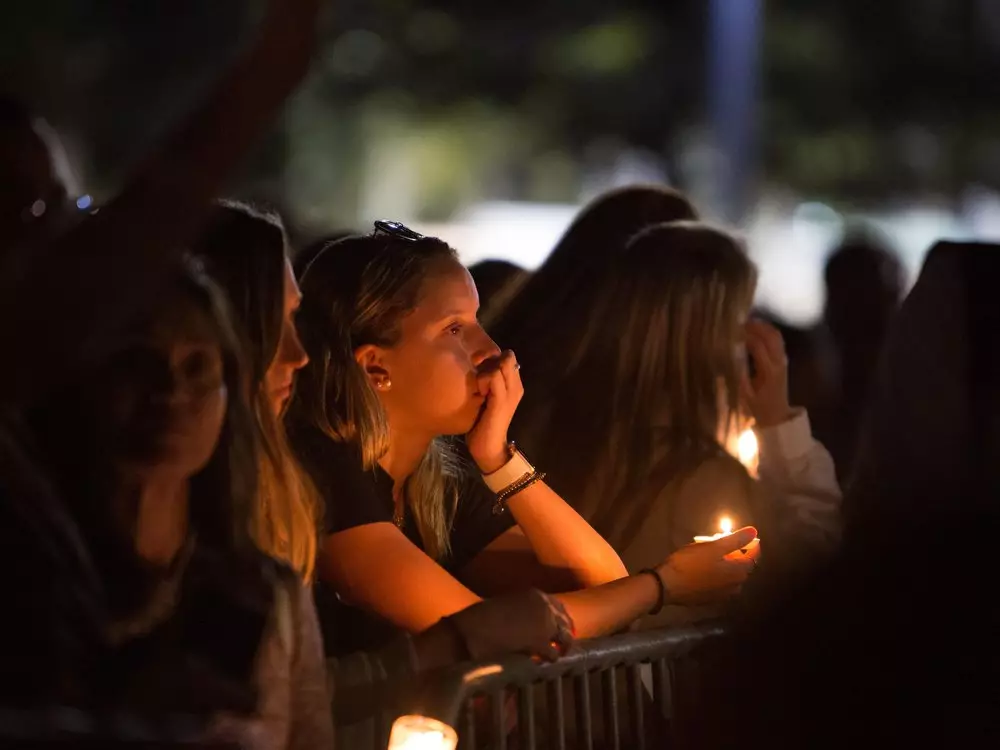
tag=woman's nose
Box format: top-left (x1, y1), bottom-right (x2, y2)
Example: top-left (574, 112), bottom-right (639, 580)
top-left (471, 329), bottom-right (502, 368)
top-left (281, 324), bottom-right (309, 370)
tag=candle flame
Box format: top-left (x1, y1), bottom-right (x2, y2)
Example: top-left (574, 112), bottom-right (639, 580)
top-left (719, 516), bottom-right (733, 535)
top-left (737, 429), bottom-right (758, 468)
top-left (388, 716), bottom-right (458, 750)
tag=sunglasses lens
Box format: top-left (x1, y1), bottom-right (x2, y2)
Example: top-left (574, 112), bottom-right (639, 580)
top-left (373, 219), bottom-right (424, 241)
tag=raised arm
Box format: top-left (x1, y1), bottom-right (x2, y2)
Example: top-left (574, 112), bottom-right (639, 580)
top-left (463, 350), bottom-right (629, 591)
top-left (0, 0), bottom-right (321, 406)
top-left (743, 320), bottom-right (842, 553)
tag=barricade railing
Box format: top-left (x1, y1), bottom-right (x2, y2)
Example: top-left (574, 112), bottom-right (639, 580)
top-left (398, 621), bottom-right (728, 750)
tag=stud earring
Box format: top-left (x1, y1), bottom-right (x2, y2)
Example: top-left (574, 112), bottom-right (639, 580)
top-left (376, 378), bottom-right (392, 391)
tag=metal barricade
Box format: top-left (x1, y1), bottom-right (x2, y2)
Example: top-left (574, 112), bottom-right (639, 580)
top-left (402, 621), bottom-right (727, 750)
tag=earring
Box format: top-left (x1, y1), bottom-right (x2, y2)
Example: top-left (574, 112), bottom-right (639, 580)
top-left (376, 378), bottom-right (392, 391)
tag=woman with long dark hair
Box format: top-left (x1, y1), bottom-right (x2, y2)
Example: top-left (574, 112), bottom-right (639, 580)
top-left (286, 221), bottom-right (758, 658)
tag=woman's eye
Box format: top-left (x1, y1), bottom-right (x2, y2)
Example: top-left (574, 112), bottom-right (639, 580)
top-left (447, 323), bottom-right (463, 336)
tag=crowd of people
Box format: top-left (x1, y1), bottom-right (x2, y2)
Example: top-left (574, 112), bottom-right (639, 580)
top-left (2, 1), bottom-right (996, 747)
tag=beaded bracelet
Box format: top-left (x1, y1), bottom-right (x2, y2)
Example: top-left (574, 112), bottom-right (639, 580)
top-left (491, 470), bottom-right (547, 516)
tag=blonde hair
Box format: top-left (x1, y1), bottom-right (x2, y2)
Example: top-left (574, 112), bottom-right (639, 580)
top-left (251, 400), bottom-right (320, 579)
top-left (517, 221), bottom-right (757, 541)
top-left (195, 201), bottom-right (321, 580)
top-left (290, 233), bottom-right (462, 560)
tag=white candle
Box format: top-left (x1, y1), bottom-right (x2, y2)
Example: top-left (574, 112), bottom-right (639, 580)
top-left (387, 716), bottom-right (458, 750)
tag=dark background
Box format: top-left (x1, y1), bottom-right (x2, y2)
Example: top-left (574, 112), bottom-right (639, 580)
top-left (5, 0), bottom-right (999, 321)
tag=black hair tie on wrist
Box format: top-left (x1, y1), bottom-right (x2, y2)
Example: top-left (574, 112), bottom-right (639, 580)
top-left (638, 568), bottom-right (667, 615)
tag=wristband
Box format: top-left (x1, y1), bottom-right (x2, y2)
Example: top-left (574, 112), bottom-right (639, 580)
top-left (637, 568), bottom-right (667, 615)
top-left (492, 470), bottom-right (547, 516)
top-left (482, 442), bottom-right (535, 494)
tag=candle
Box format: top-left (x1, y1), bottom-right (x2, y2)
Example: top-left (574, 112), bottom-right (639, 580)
top-left (694, 516), bottom-right (735, 543)
top-left (387, 716), bottom-right (458, 750)
top-left (736, 428), bottom-right (759, 473)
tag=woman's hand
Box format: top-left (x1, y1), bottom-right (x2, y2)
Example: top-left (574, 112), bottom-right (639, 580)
top-left (656, 527), bottom-right (759, 605)
top-left (467, 350), bottom-right (524, 473)
top-left (742, 320), bottom-right (795, 428)
top-left (446, 589), bottom-right (574, 662)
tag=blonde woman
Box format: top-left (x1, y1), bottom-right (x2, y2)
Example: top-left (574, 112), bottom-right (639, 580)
top-left (513, 221), bottom-right (842, 620)
top-left (197, 206), bottom-right (597, 745)
top-left (285, 221), bottom-right (758, 658)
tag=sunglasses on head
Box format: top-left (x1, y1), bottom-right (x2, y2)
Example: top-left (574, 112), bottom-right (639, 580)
top-left (373, 219), bottom-right (425, 241)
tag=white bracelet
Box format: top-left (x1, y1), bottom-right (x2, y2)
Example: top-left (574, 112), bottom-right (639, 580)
top-left (482, 445), bottom-right (535, 494)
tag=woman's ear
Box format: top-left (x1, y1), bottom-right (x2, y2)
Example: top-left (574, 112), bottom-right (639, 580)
top-left (354, 344), bottom-right (393, 391)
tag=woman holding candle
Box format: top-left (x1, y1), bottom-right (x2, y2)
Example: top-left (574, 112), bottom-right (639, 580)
top-left (284, 222), bottom-right (757, 659)
top-left (509, 221), bottom-right (841, 619)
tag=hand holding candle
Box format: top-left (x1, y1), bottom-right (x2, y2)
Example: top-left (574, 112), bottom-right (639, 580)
top-left (656, 526), bottom-right (759, 605)
top-left (694, 516), bottom-right (760, 557)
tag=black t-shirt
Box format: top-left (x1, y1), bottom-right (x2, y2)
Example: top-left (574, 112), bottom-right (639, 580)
top-left (291, 424), bottom-right (515, 656)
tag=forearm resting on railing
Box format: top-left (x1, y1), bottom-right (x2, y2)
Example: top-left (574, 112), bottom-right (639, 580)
top-left (505, 481), bottom-right (629, 587)
top-left (553, 572), bottom-right (660, 639)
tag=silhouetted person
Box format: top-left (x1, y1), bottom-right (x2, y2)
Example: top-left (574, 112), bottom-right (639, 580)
top-left (469, 259), bottom-right (528, 318)
top-left (818, 230), bottom-right (904, 480)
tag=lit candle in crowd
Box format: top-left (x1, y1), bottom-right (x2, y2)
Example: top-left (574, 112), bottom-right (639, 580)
top-left (736, 428), bottom-right (759, 474)
top-left (694, 516), bottom-right (735, 543)
top-left (387, 715), bottom-right (459, 750)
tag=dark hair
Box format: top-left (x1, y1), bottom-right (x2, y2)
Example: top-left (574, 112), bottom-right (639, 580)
top-left (30, 259), bottom-right (257, 616)
top-left (288, 230), bottom-right (461, 559)
top-left (194, 201), bottom-right (321, 579)
top-left (0, 95), bottom-right (33, 130)
top-left (488, 185), bottom-right (697, 388)
top-left (469, 259), bottom-right (529, 318)
top-left (195, 202), bottom-right (286, 385)
top-left (517, 222), bottom-right (756, 545)
top-left (295, 231), bottom-right (356, 279)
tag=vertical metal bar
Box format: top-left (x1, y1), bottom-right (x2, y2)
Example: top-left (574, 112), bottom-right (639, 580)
top-left (547, 679), bottom-right (566, 750)
top-left (492, 690), bottom-right (507, 750)
top-left (627, 664), bottom-right (646, 750)
top-left (601, 668), bottom-right (621, 750)
top-left (652, 658), bottom-right (672, 721)
top-left (574, 674), bottom-right (594, 750)
top-left (462, 699), bottom-right (477, 750)
top-left (518, 683), bottom-right (537, 749)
